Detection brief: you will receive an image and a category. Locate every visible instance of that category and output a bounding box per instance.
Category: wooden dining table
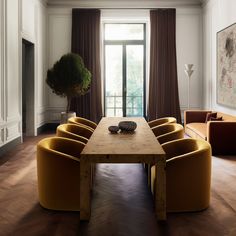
[80,117,166,221]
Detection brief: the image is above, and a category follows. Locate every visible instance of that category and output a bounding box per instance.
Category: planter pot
[60,111,76,124]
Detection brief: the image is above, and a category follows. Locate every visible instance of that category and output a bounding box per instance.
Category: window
[104,23,146,117]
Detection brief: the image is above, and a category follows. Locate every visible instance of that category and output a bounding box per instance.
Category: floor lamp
[184,64,194,109]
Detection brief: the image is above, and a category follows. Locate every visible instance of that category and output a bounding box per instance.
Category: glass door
[105,45,123,117]
[104,23,146,117]
[126,45,144,116]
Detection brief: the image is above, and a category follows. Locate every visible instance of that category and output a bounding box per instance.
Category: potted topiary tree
[46,53,91,123]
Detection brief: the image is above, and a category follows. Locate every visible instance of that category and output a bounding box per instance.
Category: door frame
[22,39,35,137]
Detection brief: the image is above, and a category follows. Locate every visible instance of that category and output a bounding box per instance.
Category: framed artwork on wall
[217,22,236,108]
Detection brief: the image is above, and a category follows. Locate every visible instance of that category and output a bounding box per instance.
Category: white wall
[0,0,21,146]
[47,8,71,122]
[47,6,203,121]
[203,0,236,115]
[0,0,47,149]
[0,0,5,146]
[35,1,48,129]
[176,7,203,116]
[22,0,35,42]
[21,0,48,133]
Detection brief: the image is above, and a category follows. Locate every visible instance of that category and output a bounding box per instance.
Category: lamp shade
[185,64,194,70]
[184,64,194,78]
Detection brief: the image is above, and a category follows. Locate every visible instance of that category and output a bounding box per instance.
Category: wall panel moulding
[46,0,203,8]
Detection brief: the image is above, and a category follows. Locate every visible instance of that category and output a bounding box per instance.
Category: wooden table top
[81,117,165,157]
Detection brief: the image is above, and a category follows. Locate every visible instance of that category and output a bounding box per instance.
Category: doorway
[22,39,35,137]
[104,23,146,117]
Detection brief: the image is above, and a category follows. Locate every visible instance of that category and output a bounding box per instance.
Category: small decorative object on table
[118,121,137,132]
[108,125,120,134]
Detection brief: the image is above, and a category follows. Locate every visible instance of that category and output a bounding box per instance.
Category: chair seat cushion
[185,123,207,140]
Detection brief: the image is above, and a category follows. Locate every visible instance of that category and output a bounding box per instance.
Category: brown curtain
[70,9,102,123]
[148,9,181,123]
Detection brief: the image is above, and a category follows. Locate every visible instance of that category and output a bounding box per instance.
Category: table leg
[155,159,166,220]
[80,157,91,220]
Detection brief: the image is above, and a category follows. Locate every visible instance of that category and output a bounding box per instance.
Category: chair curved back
[68,116,97,131]
[56,123,93,144]
[151,138,212,212]
[148,117,176,128]
[152,123,184,144]
[37,137,85,211]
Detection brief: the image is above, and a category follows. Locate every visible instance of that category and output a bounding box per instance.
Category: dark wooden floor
[0,133,236,236]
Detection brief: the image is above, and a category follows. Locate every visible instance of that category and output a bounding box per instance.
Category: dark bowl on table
[118,121,137,132]
[108,125,120,133]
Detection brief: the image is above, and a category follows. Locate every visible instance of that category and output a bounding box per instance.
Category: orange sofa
[184,110,236,155]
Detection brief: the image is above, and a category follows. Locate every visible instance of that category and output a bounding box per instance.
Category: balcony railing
[105,95,143,117]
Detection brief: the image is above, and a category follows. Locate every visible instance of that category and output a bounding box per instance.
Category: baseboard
[0,137,21,163]
[37,123,59,134]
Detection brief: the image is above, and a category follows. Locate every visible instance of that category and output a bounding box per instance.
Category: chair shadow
[213,155,236,162]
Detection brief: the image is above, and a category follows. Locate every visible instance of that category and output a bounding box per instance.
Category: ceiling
[46,0,207,8]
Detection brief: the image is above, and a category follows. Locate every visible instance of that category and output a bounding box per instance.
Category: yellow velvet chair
[151,138,212,212]
[37,137,85,211]
[68,116,97,131]
[152,123,184,144]
[147,123,184,186]
[56,123,95,186]
[148,117,176,129]
[56,123,93,144]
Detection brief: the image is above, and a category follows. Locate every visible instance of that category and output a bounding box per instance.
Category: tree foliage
[46,53,91,112]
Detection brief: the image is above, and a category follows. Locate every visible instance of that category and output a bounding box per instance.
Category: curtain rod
[71,7,177,10]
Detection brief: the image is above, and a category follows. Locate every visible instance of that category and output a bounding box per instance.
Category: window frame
[103,23,146,117]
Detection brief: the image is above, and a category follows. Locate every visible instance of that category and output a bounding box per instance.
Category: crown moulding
[46,0,204,8]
